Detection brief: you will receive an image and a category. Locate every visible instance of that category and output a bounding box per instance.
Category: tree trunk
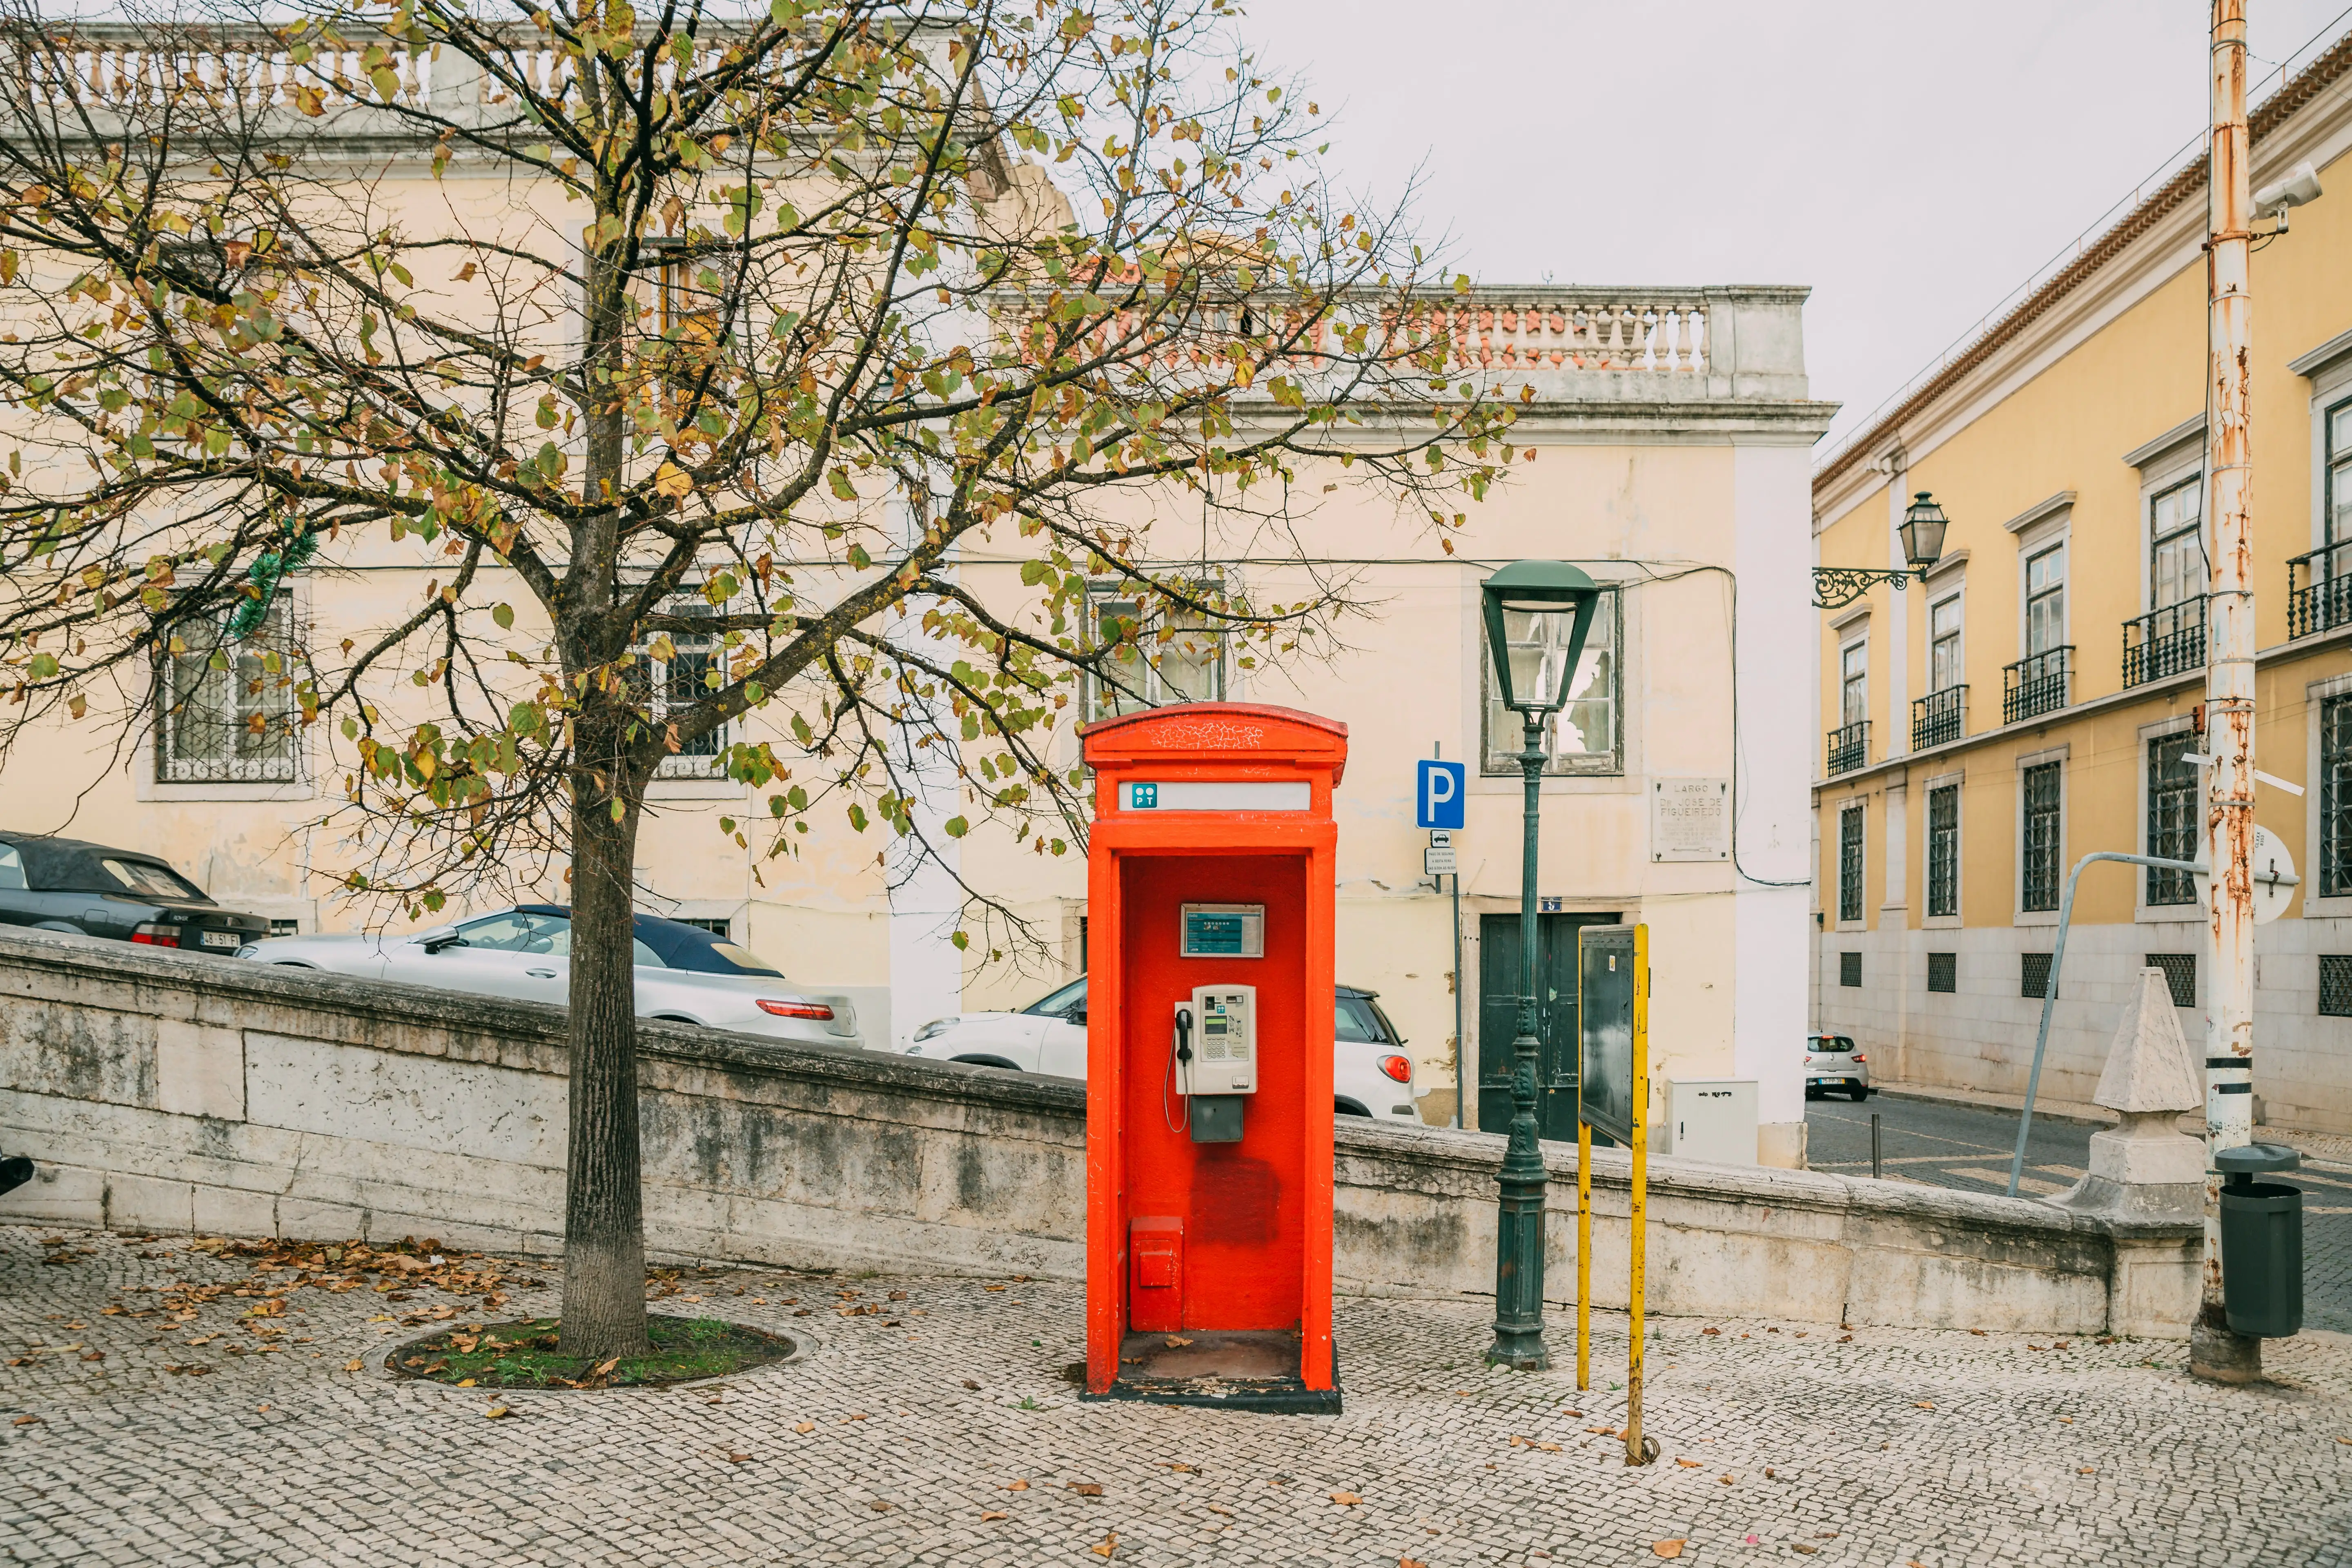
[558,719,653,1359]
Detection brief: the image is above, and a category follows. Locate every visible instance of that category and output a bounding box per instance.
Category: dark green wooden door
[1477,912,1619,1138]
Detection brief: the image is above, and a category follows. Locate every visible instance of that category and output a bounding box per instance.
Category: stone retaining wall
[0,930,2196,1336]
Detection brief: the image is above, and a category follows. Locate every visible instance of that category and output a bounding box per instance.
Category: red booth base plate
[1076,1330,1343,1415]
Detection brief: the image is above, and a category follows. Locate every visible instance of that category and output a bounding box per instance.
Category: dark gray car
[0,834,268,953]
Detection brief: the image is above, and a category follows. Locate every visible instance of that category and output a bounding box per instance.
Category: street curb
[1867,1086,2116,1131]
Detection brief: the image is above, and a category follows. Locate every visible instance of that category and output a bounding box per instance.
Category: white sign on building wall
[1651,778,1730,862]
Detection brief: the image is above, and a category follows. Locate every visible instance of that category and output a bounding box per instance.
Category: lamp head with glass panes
[1898,492,1949,570]
[1480,559,1603,717]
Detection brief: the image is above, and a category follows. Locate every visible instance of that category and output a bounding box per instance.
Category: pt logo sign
[1415,760,1465,830]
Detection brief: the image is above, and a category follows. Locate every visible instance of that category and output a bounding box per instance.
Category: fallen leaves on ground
[2078,1467,2096,1475]
[483,1405,511,1419]
[1330,1491,1361,1505]
[1164,1335,1193,1348]
[1674,1458,1701,1468]
[1162,1461,1198,1473]
[1004,1479,1029,1491]
[1206,1505,1233,1517]
[12,1415,41,1425]
[1089,1532,1117,1558]
[962,1379,980,1391]
[793,1422,814,1434]
[867,1499,891,1512]
[1067,1481,1103,1496]
[1792,1546,1818,1557]
[1652,1543,1685,1560]
[1913,1401,1935,1409]
[980,1510,1009,1521]
[1838,1334,1853,1343]
[343,1359,363,1373]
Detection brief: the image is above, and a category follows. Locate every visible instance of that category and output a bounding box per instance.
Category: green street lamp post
[1479,559,1603,1370]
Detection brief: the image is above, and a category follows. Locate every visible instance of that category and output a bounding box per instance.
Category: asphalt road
[1806,1090,2352,1336]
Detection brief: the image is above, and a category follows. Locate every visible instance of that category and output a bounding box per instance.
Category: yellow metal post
[1623,923,1655,1466]
[1576,1119,1592,1390]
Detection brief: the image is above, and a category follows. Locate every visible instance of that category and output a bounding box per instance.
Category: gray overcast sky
[1239,0,2352,455]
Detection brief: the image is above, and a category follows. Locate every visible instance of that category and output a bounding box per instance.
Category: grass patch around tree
[391,1315,793,1390]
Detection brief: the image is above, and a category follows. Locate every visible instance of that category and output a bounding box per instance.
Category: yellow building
[1811,31,2352,1136]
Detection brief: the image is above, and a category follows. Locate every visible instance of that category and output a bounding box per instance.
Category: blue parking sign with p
[1416,760,1465,830]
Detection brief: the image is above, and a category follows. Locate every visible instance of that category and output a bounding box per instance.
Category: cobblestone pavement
[1808,1092,2352,1335]
[3,1225,2350,1567]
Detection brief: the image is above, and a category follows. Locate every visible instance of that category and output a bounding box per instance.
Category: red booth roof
[1078,702,1349,784]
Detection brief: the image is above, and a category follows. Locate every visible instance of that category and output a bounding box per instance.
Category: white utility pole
[2190,0,2261,1384]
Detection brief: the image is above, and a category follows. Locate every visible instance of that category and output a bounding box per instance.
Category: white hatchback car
[239,904,862,1048]
[897,977,1423,1124]
[1804,1032,1871,1100]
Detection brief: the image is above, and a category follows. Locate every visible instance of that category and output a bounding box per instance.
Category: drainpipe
[2190,0,2260,1385]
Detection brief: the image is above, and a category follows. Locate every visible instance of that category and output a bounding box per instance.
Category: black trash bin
[2217,1143,2302,1339]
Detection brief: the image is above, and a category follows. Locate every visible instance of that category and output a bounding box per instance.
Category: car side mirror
[418,926,463,954]
[1065,1005,1087,1025]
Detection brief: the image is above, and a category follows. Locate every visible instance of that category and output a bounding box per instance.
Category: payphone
[1171,984,1257,1142]
[1080,702,1347,1412]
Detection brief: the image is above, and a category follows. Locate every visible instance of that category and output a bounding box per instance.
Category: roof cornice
[1812,27,2352,510]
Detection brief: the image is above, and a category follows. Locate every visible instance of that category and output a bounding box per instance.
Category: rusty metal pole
[2190,0,2262,1385]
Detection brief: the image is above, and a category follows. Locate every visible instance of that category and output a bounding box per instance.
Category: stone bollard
[2049,967,2206,1225]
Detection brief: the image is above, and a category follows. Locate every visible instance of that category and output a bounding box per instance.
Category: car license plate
[200,930,241,950]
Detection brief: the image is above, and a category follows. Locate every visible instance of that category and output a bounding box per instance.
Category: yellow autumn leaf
[654,463,693,499]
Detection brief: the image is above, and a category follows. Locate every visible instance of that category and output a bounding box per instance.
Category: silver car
[1804,1033,1871,1100]
[898,977,1423,1124]
[239,904,860,1047]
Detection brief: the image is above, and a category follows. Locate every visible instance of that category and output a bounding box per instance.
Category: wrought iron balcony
[1825,719,1870,776]
[2002,646,2072,724]
[1911,685,1966,750]
[2121,596,2206,689]
[2289,540,2352,639]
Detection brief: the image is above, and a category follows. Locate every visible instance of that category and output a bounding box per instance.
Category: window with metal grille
[672,917,730,938]
[1926,784,1959,918]
[1927,951,1956,993]
[2324,695,2352,897]
[2021,951,2052,1000]
[631,598,727,777]
[1838,805,1864,924]
[1839,950,1861,988]
[156,595,303,783]
[2145,735,2198,904]
[2146,952,2196,1008]
[2321,955,2352,1018]
[2021,762,2061,912]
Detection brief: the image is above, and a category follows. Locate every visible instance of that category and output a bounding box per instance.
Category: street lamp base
[1484,1327,1551,1372]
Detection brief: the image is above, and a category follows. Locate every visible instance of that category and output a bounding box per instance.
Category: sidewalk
[1872,1079,2352,1169]
[4,1223,2350,1566]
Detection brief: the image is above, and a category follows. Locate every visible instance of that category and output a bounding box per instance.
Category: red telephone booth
[1079,703,1346,1412]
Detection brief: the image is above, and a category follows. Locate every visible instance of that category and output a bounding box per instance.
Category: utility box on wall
[1080,703,1348,1414]
[1663,1078,1758,1166]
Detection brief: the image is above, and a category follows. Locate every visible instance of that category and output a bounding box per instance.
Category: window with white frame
[1479,590,1620,775]
[155,595,302,783]
[1929,596,1962,692]
[635,598,727,776]
[2149,476,2205,626]
[2328,396,2352,548]
[1084,583,1228,720]
[2145,734,2198,905]
[2025,543,2066,655]
[2321,693,2352,898]
[1839,640,1867,726]
[1837,803,1864,924]
[1926,783,1959,918]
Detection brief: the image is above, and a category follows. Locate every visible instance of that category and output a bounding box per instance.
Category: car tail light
[1853,1054,1867,1064]
[1377,1054,1412,1084]
[757,999,834,1021]
[131,923,181,948]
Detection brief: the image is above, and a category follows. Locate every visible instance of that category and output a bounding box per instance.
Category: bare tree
[0,0,1517,1356]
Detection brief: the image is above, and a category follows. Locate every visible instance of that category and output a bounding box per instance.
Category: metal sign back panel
[1578,925,1636,1142]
